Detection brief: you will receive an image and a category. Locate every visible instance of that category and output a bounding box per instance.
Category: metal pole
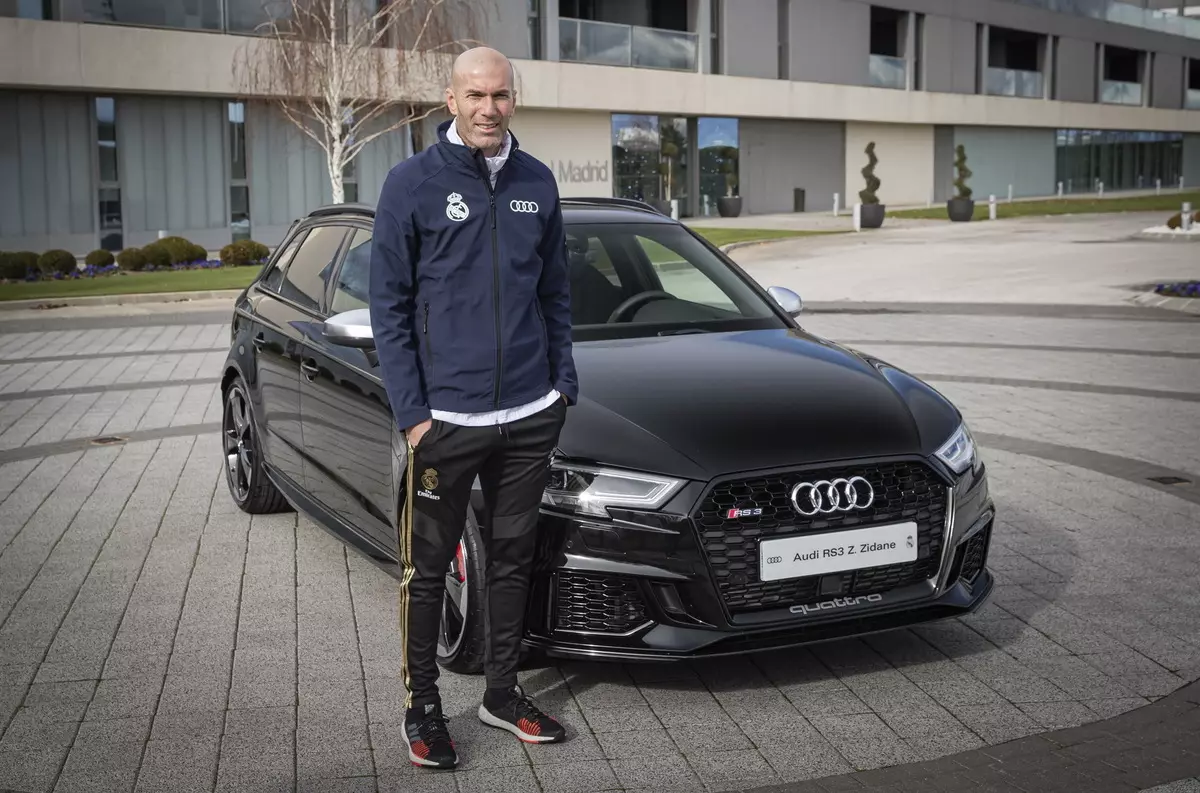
[853,203,862,232]
[1007,184,1013,203]
[1057,182,1063,197]
[988,194,997,220]
[833,193,839,216]
[1157,178,1162,195]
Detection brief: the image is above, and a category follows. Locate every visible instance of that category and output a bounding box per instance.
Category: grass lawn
[889,190,1200,221]
[0,267,261,302]
[690,227,837,247]
[1,227,833,303]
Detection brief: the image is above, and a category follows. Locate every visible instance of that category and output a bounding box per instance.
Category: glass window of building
[229,101,251,242]
[697,117,738,218]
[60,0,223,30]
[612,114,662,204]
[1055,129,1183,194]
[96,97,123,251]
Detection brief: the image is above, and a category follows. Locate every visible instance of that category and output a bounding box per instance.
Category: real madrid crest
[421,468,439,491]
[445,192,469,222]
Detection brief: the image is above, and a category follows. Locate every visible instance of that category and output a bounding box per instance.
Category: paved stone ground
[1,232,1199,791]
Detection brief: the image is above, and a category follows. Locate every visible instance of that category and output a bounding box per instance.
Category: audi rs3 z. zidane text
[220,197,995,669]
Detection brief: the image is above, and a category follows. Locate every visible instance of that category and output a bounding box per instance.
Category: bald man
[369,47,576,770]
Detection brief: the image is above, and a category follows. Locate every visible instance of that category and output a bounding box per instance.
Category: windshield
[563,222,787,340]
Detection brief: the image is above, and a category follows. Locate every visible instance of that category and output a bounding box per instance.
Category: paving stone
[609,753,702,791]
[531,758,621,793]
[135,735,222,793]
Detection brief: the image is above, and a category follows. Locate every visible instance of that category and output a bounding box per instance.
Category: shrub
[157,235,209,265]
[85,249,116,267]
[38,249,78,277]
[0,253,24,281]
[220,239,271,267]
[116,248,148,271]
[8,251,39,279]
[141,241,171,270]
[859,141,881,205]
[953,144,973,201]
[1165,210,1200,230]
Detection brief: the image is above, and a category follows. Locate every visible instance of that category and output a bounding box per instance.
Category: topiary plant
[10,252,38,279]
[1165,210,1200,230]
[220,239,271,266]
[859,142,881,205]
[953,144,973,200]
[38,249,78,277]
[85,249,115,267]
[116,248,148,271]
[141,241,171,269]
[244,240,270,263]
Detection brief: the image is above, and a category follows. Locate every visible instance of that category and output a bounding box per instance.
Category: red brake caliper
[454,541,466,583]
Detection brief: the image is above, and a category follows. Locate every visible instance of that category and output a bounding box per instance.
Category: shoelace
[511,691,547,723]
[418,711,452,744]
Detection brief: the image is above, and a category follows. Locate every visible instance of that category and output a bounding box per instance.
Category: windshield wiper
[657,328,711,336]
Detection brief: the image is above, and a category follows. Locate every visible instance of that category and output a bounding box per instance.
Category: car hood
[557,328,960,480]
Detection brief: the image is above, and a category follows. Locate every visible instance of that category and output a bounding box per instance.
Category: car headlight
[542,461,684,517]
[935,421,979,475]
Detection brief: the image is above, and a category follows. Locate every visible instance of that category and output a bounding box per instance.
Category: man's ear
[445,87,457,116]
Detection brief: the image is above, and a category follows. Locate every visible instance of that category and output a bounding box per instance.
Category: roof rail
[560,196,666,215]
[307,202,376,219]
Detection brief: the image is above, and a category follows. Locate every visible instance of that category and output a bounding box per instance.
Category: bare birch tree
[234,0,485,204]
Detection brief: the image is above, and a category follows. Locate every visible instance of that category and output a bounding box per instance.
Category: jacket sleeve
[369,176,430,431]
[537,195,579,405]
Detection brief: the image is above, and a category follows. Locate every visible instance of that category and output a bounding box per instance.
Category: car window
[564,223,781,334]
[634,235,741,313]
[261,230,307,292]
[330,228,372,315]
[279,225,348,311]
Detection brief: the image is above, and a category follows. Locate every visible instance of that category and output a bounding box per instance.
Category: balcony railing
[1187,89,1200,110]
[559,18,697,72]
[1100,79,1144,106]
[986,67,1045,98]
[868,54,907,89]
[1003,0,1200,40]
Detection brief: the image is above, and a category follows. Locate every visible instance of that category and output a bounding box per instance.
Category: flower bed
[1154,281,1200,298]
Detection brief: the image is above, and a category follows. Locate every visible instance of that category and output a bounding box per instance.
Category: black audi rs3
[220,197,994,673]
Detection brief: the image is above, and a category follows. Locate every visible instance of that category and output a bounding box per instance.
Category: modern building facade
[2,0,1200,254]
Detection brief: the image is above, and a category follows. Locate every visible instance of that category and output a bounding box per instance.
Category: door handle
[252,333,266,350]
[300,359,319,381]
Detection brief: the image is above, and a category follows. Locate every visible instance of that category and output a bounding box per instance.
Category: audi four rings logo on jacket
[367,119,579,434]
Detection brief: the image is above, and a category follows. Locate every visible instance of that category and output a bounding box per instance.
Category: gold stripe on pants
[399,440,416,709]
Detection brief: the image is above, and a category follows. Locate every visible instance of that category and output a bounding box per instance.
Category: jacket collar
[436,118,521,171]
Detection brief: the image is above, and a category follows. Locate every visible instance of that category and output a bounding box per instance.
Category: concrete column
[1044,35,1055,99]
[977,23,989,94]
[692,0,713,74]
[905,11,916,90]
[543,0,559,62]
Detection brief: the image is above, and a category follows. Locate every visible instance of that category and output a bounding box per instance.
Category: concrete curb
[0,288,245,311]
[1131,291,1200,315]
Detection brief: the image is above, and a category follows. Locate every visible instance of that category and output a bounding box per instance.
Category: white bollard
[1098,181,1104,198]
[1057,182,1063,197]
[1181,177,1187,191]
[853,202,862,233]
[1007,184,1013,203]
[988,194,997,220]
[670,199,679,220]
[1157,178,1162,195]
[1184,202,1194,232]
[157,230,167,239]
[833,192,839,216]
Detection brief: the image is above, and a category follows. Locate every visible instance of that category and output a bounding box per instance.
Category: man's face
[446,61,515,154]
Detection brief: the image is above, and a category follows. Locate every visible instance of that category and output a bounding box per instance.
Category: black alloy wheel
[222,378,290,514]
[436,509,487,674]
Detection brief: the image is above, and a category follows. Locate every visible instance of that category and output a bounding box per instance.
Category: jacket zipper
[423,300,432,371]
[474,152,503,411]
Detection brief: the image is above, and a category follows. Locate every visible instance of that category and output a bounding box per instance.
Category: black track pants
[397,398,567,710]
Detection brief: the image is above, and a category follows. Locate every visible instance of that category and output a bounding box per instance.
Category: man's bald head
[446,47,517,156]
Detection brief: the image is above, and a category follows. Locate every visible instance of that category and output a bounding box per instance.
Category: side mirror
[767,286,803,316]
[323,308,375,348]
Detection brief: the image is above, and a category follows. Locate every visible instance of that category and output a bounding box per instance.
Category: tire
[436,508,487,675]
[222,377,291,515]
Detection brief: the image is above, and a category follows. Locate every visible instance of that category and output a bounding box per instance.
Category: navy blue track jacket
[368,120,578,432]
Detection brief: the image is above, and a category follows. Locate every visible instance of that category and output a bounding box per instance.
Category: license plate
[759,522,919,582]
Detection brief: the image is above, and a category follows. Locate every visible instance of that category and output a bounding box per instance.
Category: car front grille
[694,460,947,615]
[553,571,648,634]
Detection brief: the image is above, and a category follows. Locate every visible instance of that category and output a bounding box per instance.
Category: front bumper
[520,458,995,662]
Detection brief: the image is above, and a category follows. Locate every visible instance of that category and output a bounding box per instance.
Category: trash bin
[793,188,806,213]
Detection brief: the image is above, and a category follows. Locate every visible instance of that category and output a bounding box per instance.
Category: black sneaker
[405,703,457,769]
[477,685,566,744]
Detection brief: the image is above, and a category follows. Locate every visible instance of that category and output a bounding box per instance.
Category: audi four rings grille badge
[510,200,539,213]
[789,476,875,516]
